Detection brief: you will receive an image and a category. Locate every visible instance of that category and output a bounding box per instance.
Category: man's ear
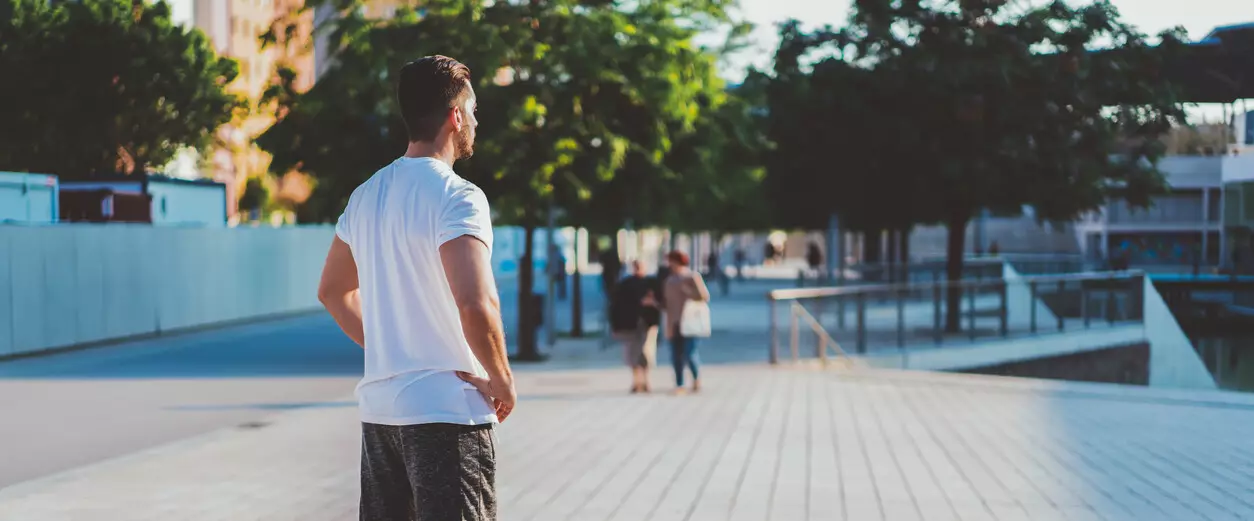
[450,106,464,131]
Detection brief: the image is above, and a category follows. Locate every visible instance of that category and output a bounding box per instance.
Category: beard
[455,125,475,160]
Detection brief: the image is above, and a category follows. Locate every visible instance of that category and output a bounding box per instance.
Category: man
[317,55,515,521]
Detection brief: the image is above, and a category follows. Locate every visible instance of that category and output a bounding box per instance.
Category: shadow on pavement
[165,401,357,412]
[0,314,364,380]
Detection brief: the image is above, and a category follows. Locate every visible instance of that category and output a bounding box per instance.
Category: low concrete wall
[0,224,335,357]
[1141,275,1217,389]
[960,342,1150,386]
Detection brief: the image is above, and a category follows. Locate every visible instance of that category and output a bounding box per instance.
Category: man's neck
[404,140,456,166]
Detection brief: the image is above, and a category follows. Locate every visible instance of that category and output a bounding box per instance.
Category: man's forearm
[324,291,365,348]
[459,302,511,381]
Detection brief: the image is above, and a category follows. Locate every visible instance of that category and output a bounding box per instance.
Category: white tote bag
[679,300,712,338]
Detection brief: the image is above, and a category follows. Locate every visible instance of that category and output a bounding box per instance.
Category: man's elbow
[317,285,339,308]
[457,298,499,322]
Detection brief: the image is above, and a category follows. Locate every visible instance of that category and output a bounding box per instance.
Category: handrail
[769,269,1145,301]
[791,301,847,358]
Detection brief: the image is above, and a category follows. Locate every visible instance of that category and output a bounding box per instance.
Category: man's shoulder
[442,173,488,208]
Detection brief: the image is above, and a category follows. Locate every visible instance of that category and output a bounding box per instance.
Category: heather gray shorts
[360,422,496,521]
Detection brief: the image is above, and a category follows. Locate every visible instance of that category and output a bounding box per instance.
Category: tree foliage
[258,0,752,355]
[765,0,1188,330]
[0,0,241,178]
[261,0,741,226]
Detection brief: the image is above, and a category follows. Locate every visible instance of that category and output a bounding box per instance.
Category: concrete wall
[1141,275,1218,389]
[961,342,1150,386]
[147,182,227,227]
[0,224,334,358]
[0,172,58,224]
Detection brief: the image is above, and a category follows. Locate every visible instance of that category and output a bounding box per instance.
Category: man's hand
[458,372,517,422]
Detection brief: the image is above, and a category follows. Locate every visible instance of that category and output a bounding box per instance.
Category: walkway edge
[0,308,325,363]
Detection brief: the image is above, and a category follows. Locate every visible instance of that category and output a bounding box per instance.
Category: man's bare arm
[318,237,365,348]
[440,235,516,421]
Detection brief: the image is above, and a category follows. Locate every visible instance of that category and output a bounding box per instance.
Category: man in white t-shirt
[317,55,515,521]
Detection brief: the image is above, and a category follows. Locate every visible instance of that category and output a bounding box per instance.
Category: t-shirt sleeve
[437,185,493,250]
[335,211,351,246]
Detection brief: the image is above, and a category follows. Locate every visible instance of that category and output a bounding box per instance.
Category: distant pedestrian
[806,241,823,279]
[318,56,513,521]
[549,244,567,300]
[764,242,777,266]
[610,260,660,393]
[663,250,711,394]
[599,247,622,295]
[734,248,747,281]
[707,251,728,296]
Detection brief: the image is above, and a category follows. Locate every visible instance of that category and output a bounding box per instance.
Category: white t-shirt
[336,156,497,426]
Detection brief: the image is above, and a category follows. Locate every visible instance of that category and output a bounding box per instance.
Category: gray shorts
[360,422,496,521]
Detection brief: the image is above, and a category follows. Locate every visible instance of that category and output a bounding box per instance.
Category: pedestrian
[549,244,567,300]
[317,56,514,521]
[662,250,711,394]
[610,260,660,393]
[734,248,747,281]
[707,250,728,296]
[806,241,823,280]
[599,247,623,295]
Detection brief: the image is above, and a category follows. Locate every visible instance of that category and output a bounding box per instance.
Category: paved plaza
[3,275,1254,520]
[5,356,1254,520]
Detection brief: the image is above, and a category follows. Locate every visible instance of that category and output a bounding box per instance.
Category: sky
[720,0,1254,118]
[724,0,1254,75]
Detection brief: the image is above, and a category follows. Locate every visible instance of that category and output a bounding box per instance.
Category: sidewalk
[6,330,1254,521]
[5,278,1254,520]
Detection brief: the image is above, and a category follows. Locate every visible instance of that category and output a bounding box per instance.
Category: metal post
[896,288,906,348]
[1029,281,1038,334]
[790,305,800,362]
[933,282,942,345]
[999,281,1008,337]
[1082,281,1090,328]
[837,296,846,330]
[545,204,557,348]
[1057,280,1066,331]
[856,292,867,354]
[1107,274,1116,325]
[769,298,778,364]
[967,282,976,341]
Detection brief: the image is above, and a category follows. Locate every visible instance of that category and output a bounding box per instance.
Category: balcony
[1105,191,1221,227]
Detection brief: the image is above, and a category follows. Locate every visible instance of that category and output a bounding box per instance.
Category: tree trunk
[515,225,542,360]
[864,230,883,263]
[864,229,883,282]
[944,215,970,333]
[887,229,899,283]
[571,230,584,337]
[899,227,911,283]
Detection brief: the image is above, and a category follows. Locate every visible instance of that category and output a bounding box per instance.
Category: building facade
[169,0,315,224]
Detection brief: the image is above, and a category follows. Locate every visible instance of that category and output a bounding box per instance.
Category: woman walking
[610,260,660,393]
[662,251,711,394]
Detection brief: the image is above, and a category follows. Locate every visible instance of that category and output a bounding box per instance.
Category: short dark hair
[397,56,472,142]
[667,250,690,267]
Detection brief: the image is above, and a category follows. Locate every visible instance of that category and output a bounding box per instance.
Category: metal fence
[767,270,1147,364]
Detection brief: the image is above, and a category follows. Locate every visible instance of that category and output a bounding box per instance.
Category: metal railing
[768,270,1147,365]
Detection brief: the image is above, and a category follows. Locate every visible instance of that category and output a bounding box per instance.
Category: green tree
[259,0,738,358]
[0,0,241,178]
[767,1,1188,331]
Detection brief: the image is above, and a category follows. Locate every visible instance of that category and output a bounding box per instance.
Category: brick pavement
[4,360,1254,521]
